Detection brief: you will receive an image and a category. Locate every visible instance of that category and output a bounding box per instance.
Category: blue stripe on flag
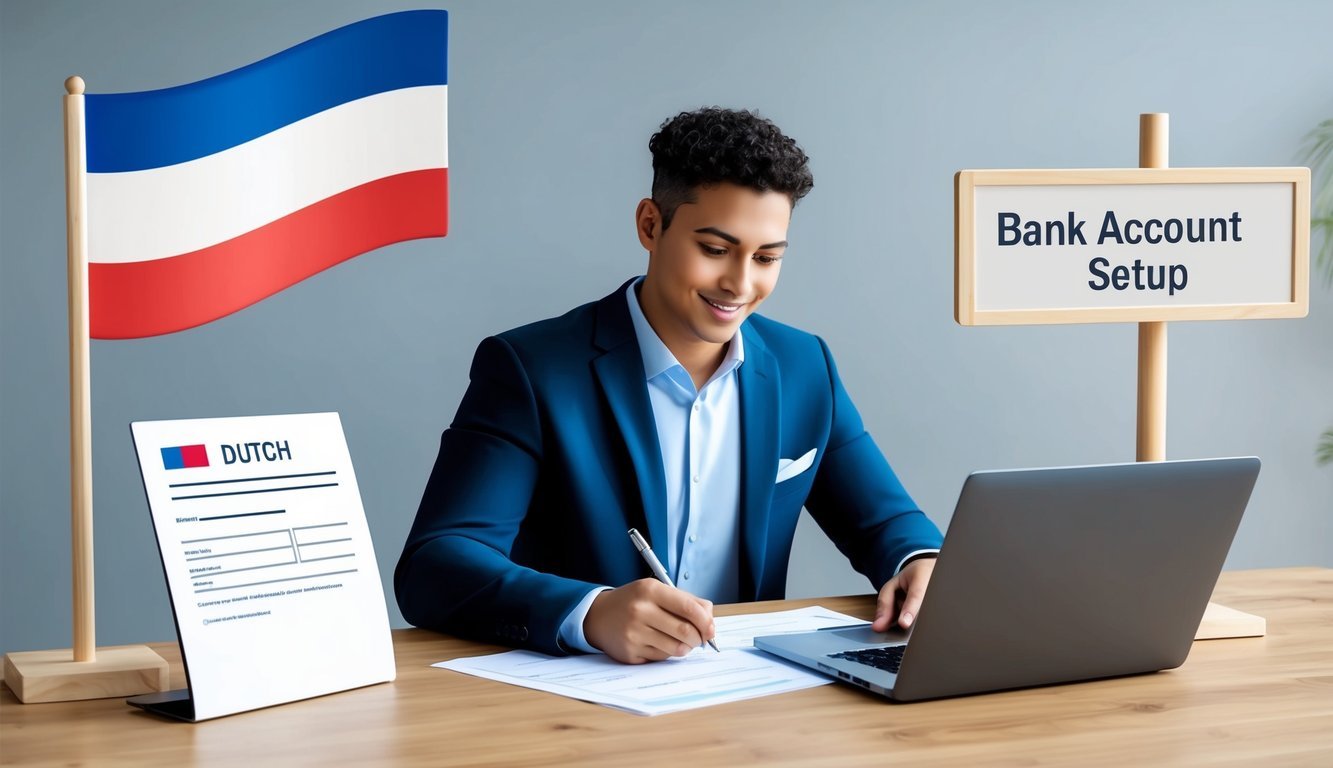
[85,10,448,173]
[161,446,184,470]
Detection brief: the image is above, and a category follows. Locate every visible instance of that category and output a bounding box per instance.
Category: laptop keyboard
[828,645,906,674]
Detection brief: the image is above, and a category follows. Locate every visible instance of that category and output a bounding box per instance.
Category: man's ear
[635,198,661,252]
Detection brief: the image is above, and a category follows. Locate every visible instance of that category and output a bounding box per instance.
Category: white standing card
[130,412,395,721]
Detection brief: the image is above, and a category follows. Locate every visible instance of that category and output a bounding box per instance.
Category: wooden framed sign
[955,168,1310,325]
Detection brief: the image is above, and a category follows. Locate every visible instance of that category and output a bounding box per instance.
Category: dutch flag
[82,10,449,339]
[161,444,209,470]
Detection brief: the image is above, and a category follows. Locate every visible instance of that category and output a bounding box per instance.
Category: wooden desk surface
[4,568,1331,767]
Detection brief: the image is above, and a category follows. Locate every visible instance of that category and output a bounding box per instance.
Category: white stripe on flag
[88,85,448,265]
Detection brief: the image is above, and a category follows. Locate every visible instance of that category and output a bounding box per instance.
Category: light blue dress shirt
[625,278,744,602]
[559,279,743,652]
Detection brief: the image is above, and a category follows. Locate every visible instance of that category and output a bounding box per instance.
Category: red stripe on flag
[89,168,448,339]
[179,444,209,468]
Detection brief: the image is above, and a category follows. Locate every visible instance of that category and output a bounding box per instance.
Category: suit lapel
[591,283,670,567]
[737,322,779,600]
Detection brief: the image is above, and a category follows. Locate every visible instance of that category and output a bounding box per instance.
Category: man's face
[637,182,791,352]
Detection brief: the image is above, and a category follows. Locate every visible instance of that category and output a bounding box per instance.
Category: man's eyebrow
[694,227,739,244]
[694,226,788,250]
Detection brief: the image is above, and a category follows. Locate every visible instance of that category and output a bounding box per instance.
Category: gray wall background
[2,0,1330,656]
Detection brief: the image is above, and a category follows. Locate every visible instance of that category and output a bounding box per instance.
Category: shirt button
[683,572,690,580]
[692,475,700,483]
[689,534,697,543]
[693,403,700,412]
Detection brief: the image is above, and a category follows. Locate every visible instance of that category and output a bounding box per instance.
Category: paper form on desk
[131,412,395,720]
[434,606,864,715]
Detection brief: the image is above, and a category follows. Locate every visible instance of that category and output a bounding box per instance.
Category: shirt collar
[624,277,745,386]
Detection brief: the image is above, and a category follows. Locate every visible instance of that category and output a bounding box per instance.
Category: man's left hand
[872,557,936,632]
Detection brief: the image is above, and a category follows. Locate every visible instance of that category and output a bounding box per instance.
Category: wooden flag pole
[67,75,96,663]
[1137,113,1169,462]
[1,77,168,703]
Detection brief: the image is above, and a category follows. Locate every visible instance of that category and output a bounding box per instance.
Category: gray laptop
[755,457,1260,702]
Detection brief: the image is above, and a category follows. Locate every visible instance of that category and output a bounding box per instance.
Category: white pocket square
[775,448,817,483]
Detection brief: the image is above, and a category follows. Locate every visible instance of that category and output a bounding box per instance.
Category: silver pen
[627,528,720,652]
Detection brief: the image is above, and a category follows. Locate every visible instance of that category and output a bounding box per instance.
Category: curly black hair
[649,107,814,230]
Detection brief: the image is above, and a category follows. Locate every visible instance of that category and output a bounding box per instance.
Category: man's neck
[675,340,729,392]
[636,283,729,391]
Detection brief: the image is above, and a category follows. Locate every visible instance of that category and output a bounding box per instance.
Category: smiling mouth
[702,296,745,313]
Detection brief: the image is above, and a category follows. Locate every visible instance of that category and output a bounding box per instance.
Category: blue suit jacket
[395,279,942,655]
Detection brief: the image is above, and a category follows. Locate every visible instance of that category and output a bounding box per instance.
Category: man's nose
[721,256,752,297]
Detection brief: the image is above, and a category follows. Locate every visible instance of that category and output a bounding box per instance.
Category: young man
[396,108,942,664]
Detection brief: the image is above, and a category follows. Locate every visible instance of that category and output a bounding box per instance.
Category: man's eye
[700,244,728,256]
[755,254,783,265]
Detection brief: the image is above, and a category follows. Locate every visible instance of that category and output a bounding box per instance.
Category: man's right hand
[583,578,717,664]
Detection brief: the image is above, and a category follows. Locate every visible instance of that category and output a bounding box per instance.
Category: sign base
[1196,601,1266,640]
[3,645,168,703]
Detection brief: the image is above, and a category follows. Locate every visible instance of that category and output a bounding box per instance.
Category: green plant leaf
[1303,123,1333,468]
[1318,428,1333,466]
[1300,119,1333,285]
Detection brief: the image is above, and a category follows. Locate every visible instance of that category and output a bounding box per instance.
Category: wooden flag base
[3,645,168,703]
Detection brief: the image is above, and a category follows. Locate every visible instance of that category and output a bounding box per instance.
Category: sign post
[1137,113,1169,462]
